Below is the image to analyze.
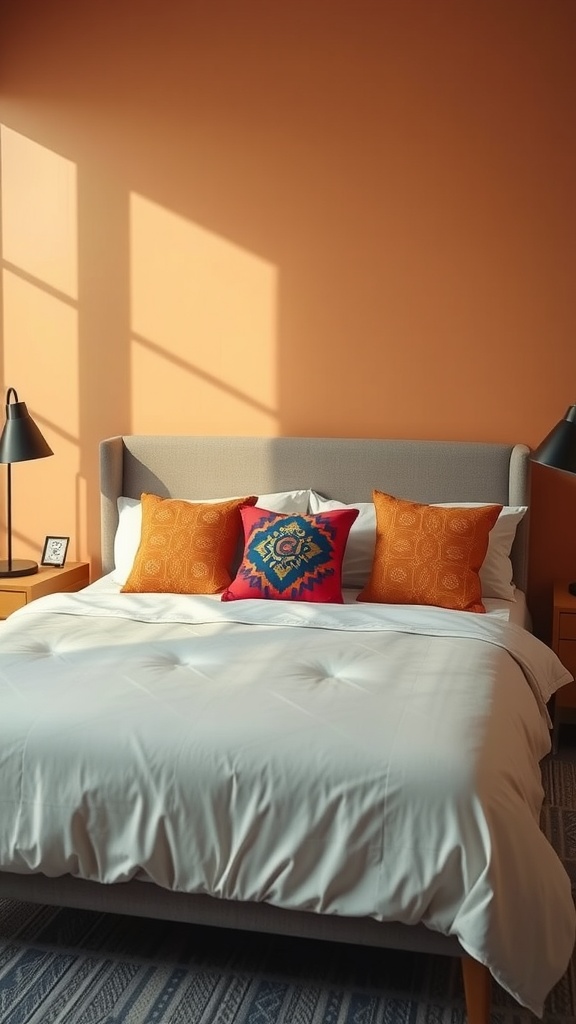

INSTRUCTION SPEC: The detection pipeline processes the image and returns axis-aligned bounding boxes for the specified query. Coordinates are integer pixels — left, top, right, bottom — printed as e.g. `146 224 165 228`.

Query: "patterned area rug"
0 756 574 1024
540 757 576 897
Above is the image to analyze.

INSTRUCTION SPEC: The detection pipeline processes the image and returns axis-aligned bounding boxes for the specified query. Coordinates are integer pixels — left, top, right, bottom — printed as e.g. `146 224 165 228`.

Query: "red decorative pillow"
222 505 359 603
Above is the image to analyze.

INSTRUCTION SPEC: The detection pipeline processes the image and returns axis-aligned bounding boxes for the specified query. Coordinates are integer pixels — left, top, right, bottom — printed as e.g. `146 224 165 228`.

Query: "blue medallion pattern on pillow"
248 513 331 593
222 505 359 603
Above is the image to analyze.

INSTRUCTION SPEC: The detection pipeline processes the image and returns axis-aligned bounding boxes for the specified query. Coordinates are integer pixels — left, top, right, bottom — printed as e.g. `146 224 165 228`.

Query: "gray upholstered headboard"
99 436 530 591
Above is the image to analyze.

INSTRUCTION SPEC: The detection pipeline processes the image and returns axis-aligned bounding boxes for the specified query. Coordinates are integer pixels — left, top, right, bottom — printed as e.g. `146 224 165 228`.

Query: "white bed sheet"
86 573 533 626
0 586 573 1015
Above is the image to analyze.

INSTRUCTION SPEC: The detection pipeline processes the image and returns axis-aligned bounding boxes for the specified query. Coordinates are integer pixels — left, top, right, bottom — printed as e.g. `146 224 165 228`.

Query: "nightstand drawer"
0 591 27 617
556 639 576 711
558 639 576 674
0 563 90 621
559 613 576 641
554 679 576 709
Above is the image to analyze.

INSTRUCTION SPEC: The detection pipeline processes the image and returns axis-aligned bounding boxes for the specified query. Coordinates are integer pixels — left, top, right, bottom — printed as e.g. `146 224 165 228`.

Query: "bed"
0 435 574 1023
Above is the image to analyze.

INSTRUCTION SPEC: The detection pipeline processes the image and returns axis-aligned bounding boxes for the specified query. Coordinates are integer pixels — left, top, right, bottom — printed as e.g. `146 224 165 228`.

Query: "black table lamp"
0 387 54 578
531 404 576 595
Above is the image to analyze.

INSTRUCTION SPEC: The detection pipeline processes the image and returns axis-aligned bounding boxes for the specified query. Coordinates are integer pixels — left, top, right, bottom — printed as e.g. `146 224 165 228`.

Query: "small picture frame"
41 536 70 568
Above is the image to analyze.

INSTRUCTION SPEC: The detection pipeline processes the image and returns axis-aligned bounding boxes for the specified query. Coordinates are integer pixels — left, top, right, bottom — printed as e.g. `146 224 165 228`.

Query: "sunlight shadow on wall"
130 193 279 435
1 126 77 299
1 125 82 559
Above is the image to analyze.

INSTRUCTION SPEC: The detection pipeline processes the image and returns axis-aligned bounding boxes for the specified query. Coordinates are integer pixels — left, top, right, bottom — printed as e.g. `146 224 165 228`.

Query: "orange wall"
1 0 575 637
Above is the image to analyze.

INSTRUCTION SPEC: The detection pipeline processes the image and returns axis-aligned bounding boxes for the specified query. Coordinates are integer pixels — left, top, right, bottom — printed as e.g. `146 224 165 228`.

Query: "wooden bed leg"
461 955 491 1024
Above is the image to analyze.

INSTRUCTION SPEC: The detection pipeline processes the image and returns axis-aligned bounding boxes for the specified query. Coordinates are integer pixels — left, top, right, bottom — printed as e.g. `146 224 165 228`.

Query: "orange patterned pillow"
357 491 502 613
121 493 257 595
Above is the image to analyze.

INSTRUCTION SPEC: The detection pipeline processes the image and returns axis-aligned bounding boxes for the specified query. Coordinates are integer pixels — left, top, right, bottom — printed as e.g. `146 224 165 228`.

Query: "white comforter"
0 590 574 1015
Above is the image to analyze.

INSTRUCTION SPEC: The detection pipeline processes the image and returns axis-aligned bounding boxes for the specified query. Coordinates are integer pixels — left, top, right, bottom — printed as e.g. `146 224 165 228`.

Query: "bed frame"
1 436 532 1024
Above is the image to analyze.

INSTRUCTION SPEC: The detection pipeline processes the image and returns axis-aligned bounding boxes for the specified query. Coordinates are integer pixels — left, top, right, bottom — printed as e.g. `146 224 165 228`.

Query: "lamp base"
0 559 39 578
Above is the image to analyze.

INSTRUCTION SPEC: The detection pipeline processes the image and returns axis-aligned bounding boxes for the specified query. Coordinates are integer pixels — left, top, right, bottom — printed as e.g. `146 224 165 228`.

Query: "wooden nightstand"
0 562 90 620
551 581 576 749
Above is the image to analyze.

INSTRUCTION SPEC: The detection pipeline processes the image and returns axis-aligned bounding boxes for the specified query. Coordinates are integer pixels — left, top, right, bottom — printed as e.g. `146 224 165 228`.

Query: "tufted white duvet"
0 588 574 1015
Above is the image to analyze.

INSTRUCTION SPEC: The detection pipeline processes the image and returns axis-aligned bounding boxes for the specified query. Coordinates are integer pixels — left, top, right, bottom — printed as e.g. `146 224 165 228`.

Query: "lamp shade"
530 405 576 475
0 388 54 578
0 389 53 464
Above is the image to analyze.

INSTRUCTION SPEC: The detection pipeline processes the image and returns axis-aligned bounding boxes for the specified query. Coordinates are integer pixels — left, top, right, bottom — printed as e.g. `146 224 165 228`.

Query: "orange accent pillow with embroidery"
121 492 257 595
357 491 502 613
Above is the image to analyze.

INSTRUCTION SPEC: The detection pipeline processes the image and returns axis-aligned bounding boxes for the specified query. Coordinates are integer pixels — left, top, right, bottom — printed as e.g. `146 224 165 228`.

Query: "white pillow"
309 492 527 600
112 490 311 585
112 496 143 584
308 493 375 589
